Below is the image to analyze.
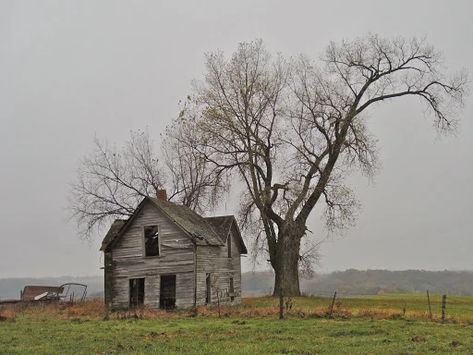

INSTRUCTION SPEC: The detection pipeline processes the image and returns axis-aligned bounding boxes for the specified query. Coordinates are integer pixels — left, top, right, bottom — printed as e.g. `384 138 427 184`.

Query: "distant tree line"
3 270 473 300
243 270 473 297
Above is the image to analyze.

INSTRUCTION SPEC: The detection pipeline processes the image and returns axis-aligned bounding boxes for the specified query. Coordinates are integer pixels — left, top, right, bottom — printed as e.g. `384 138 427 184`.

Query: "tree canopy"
175 35 467 295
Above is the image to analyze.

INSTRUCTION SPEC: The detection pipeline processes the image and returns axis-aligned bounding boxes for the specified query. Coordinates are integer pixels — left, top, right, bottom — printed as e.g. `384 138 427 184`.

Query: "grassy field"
1 294 473 354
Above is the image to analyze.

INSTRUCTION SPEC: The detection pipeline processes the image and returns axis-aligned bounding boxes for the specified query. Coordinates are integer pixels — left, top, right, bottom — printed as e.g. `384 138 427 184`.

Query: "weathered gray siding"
108 201 195 309
195 223 242 306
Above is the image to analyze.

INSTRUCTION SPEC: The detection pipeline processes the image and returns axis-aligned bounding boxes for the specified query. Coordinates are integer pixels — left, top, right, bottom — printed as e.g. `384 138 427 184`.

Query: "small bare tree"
70 130 163 237
70 127 225 238
174 36 467 296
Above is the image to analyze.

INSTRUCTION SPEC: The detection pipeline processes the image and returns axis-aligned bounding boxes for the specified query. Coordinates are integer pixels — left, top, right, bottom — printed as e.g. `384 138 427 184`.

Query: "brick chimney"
156 189 167 201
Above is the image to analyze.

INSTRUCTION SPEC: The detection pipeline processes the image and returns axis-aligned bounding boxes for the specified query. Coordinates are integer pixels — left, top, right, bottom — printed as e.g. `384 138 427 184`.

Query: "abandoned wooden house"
100 190 247 310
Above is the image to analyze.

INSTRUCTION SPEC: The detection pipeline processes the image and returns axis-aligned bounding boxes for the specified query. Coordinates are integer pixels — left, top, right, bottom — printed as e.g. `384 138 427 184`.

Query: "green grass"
2 294 473 354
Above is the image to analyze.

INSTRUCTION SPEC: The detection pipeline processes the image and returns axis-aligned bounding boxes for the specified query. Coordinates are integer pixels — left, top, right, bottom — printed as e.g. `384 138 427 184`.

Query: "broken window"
144 225 160 257
229 277 235 301
205 273 211 304
160 275 176 310
129 278 144 307
227 234 232 258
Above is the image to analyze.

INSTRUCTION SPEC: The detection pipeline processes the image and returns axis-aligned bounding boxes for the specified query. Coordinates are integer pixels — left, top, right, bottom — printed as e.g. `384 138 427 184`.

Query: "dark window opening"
229 277 235 302
227 234 232 258
159 275 176 310
144 225 159 256
129 278 144 308
205 273 211 304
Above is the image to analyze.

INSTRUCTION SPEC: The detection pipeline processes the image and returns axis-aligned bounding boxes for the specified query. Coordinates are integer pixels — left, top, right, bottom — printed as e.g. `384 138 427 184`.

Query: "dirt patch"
411 335 426 342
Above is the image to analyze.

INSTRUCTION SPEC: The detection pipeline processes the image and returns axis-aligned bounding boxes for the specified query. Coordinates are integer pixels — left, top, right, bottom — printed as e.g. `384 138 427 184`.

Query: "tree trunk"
272 227 302 297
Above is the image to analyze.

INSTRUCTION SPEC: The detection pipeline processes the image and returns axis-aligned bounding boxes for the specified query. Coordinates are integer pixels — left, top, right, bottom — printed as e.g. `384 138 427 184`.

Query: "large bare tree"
163 111 228 214
69 128 225 238
175 36 467 296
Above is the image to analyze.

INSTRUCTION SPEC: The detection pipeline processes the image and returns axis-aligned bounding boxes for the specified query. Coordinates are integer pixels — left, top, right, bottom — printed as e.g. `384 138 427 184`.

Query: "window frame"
205 273 211 304
143 224 161 257
227 233 232 258
229 276 235 302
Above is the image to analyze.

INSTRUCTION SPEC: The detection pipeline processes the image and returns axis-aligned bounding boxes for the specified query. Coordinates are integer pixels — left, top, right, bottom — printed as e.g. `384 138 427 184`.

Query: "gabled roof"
101 197 236 252
147 197 223 246
100 219 127 251
204 216 234 243
205 215 248 254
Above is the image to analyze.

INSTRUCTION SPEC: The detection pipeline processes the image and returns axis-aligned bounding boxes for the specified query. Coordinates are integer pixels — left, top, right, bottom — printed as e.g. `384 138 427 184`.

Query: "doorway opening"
129 278 144 308
160 275 176 309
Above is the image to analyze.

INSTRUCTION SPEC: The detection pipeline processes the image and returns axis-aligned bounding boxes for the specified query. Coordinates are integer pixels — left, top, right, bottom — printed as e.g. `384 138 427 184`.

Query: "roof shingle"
100 219 127 251
101 197 232 251
204 216 234 244
205 215 248 254
148 197 223 246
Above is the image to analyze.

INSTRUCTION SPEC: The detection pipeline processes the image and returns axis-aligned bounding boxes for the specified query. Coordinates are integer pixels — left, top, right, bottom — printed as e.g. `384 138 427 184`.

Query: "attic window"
144 225 160 257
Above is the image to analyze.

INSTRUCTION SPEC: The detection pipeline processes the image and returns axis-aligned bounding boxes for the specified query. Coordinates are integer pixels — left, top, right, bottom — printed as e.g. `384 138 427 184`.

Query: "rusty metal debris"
0 283 87 305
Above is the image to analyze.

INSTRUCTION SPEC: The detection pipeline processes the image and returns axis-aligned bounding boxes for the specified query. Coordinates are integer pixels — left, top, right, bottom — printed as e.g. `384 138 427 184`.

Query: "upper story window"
144 225 160 257
227 234 232 258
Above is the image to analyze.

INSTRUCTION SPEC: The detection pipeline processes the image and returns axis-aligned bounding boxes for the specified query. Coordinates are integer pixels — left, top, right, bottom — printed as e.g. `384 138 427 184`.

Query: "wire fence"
245 290 473 322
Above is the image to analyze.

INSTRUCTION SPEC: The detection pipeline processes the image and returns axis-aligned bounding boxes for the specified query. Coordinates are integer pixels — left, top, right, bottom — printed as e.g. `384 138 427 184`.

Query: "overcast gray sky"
1 0 472 278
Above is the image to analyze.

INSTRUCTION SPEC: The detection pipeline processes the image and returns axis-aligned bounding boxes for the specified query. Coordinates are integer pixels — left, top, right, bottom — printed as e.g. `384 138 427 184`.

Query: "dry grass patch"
2 295 472 325
0 305 18 322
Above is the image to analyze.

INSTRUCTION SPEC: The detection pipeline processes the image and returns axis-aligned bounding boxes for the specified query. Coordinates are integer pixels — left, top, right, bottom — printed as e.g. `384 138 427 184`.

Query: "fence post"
441 294 447 323
329 291 337 317
426 290 432 319
216 289 221 318
279 287 284 320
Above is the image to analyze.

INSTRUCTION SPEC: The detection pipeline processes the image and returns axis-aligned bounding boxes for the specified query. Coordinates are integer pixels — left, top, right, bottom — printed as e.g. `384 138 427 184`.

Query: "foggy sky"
1 0 472 278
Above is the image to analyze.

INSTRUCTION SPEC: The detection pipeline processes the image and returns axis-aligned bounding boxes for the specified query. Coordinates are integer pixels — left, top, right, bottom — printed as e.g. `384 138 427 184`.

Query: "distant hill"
244 270 473 296
2 270 473 300
306 270 473 296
